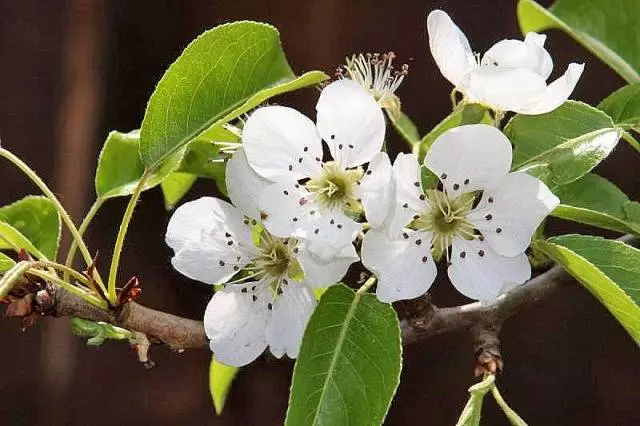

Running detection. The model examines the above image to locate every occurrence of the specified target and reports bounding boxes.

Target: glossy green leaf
[95,130,177,199]
[504,101,620,186]
[161,172,198,210]
[598,84,640,127]
[139,19,327,169]
[286,284,402,426]
[552,174,639,234]
[535,235,640,344]
[517,0,640,83]
[418,104,491,161]
[0,252,16,272]
[209,357,239,415]
[0,196,61,260]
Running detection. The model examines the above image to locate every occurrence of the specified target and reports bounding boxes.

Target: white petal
[242,106,323,181]
[427,9,477,88]
[515,63,585,115]
[166,197,253,284]
[387,153,429,237]
[358,152,393,229]
[462,67,547,112]
[316,79,385,169]
[362,229,436,303]
[258,182,361,258]
[468,172,559,257]
[481,34,553,80]
[297,243,359,288]
[448,238,531,302]
[205,283,271,366]
[265,283,316,359]
[424,124,512,195]
[226,148,272,220]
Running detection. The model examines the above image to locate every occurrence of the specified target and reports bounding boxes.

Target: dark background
[0,0,638,425]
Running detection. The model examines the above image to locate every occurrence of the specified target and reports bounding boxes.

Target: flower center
[411,190,476,260]
[305,161,363,212]
[253,232,302,284]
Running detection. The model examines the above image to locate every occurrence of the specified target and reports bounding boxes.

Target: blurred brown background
[0,0,638,425]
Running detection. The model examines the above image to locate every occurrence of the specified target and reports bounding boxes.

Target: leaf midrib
[309,289,363,426]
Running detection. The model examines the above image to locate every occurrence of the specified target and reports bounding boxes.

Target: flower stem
[621,130,640,154]
[491,384,528,425]
[0,148,104,287]
[64,198,104,280]
[357,276,377,294]
[107,173,149,304]
[30,260,92,287]
[27,269,108,309]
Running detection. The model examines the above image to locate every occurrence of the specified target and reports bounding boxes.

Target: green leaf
[535,235,640,344]
[0,222,47,260]
[418,104,491,161]
[209,357,239,415]
[175,141,226,184]
[517,0,640,83]
[69,318,133,346]
[139,20,327,169]
[387,110,420,146]
[0,252,15,272]
[552,174,639,234]
[598,84,640,127]
[624,201,640,234]
[160,172,198,210]
[504,101,620,186]
[0,196,61,260]
[286,284,402,426]
[95,130,177,199]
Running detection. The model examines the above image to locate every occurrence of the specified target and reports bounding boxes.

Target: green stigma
[411,190,476,260]
[305,161,363,212]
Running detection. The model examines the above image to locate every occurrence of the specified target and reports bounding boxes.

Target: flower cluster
[165,9,578,366]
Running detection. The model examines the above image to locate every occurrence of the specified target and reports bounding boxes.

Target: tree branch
[6,235,638,355]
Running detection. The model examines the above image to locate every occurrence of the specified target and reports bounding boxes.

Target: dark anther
[330,219,335,225]
[413,182,420,187]
[293,247,299,254]
[485,214,492,220]
[402,203,409,208]
[288,164,293,171]
[330,134,336,140]
[419,194,426,201]
[227,241,233,246]
[460,251,466,258]
[233,266,240,271]
[268,303,273,310]
[441,173,447,179]
[478,250,485,257]
[241,288,248,293]
[252,295,258,302]
[283,190,289,195]
[366,170,372,175]
[219,260,225,267]
[453,183,460,190]
[225,232,231,238]
[298,157,303,163]
[292,217,298,222]
[488,197,494,203]
[348,144,354,149]
[303,146,309,152]
[338,144,344,149]
[478,235,485,241]
[415,239,422,245]
[337,224,343,229]
[402,232,409,239]
[314,228,320,234]
[496,227,502,233]
[464,178,470,185]
[421,256,428,263]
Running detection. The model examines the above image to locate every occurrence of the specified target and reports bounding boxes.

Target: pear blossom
[242,79,386,258]
[427,9,584,115]
[361,124,559,302]
[166,149,358,366]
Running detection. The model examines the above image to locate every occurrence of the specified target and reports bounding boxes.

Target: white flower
[427,9,584,115]
[166,149,358,366]
[242,79,386,258]
[361,124,559,303]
